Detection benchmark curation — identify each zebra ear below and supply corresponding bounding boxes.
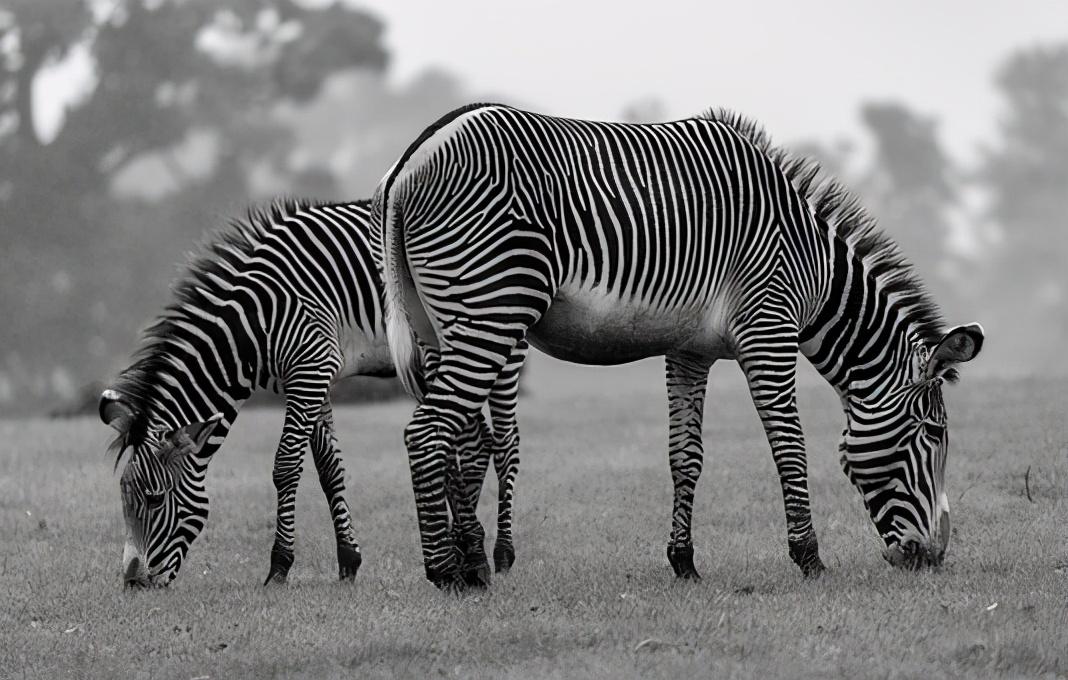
[927,323,985,379]
[172,413,224,455]
[99,389,137,433]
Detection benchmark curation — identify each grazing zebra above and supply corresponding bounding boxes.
[100,198,525,588]
[377,104,984,590]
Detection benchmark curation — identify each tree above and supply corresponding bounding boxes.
[0,0,388,411]
[857,102,958,305]
[977,44,1068,374]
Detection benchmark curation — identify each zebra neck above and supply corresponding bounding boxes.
[123,314,258,440]
[798,236,922,403]
[146,356,246,431]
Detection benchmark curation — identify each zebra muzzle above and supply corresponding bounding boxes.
[122,542,154,589]
[124,556,151,589]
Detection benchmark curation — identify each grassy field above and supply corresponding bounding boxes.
[1,372,1066,679]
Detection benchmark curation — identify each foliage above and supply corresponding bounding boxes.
[858,102,956,287]
[0,0,392,412]
[977,44,1068,373]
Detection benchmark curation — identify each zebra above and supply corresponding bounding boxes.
[99,198,526,588]
[376,103,985,590]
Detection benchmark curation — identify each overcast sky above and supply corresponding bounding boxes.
[33,2,1067,162]
[355,1,1068,164]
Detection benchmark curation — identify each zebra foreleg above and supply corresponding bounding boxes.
[310,401,362,581]
[738,333,826,578]
[489,340,526,573]
[264,391,324,585]
[665,353,713,579]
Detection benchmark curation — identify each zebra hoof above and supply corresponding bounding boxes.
[459,550,491,588]
[430,575,467,595]
[789,534,825,578]
[264,546,293,585]
[337,542,362,581]
[800,557,826,579]
[461,562,491,589]
[492,543,515,573]
[426,563,465,594]
[667,544,701,579]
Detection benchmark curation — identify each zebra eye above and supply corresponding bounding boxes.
[144,492,166,509]
[923,420,946,438]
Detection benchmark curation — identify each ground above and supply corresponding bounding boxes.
[1,371,1066,679]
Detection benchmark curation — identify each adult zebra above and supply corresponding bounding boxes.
[100,198,526,588]
[378,104,984,590]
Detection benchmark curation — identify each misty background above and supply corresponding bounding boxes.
[2,0,1066,417]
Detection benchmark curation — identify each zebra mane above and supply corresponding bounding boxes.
[108,197,366,449]
[698,108,948,350]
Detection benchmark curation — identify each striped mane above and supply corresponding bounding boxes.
[108,197,349,451]
[699,109,948,350]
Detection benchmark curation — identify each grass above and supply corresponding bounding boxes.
[1,371,1066,679]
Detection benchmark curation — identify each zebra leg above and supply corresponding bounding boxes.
[264,396,321,585]
[405,330,524,592]
[414,343,491,586]
[665,353,713,579]
[737,333,826,578]
[310,401,362,581]
[489,340,527,573]
[449,415,494,588]
[404,402,469,592]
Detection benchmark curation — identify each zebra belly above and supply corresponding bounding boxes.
[337,326,395,379]
[528,286,733,365]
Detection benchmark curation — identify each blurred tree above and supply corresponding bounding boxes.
[0,0,388,411]
[275,68,480,198]
[790,138,854,181]
[977,43,1068,374]
[857,102,958,305]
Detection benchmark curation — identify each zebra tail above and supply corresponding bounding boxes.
[380,182,427,402]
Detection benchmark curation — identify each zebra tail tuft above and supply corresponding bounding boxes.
[380,182,427,402]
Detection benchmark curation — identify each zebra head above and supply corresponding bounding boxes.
[838,323,984,569]
[100,390,222,588]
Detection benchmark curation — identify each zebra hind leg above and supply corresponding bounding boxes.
[310,401,362,581]
[405,333,523,592]
[665,353,713,580]
[490,429,519,573]
[489,339,526,572]
[415,344,491,588]
[449,415,494,588]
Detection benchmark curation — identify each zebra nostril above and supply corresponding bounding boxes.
[884,539,928,570]
[896,538,946,570]
[124,556,147,588]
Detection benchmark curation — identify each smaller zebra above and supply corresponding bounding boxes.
[100,199,525,588]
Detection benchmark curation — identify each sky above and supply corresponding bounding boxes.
[34,1,1067,162]
[353,1,1068,165]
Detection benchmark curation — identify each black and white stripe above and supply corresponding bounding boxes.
[100,198,523,587]
[378,104,984,589]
